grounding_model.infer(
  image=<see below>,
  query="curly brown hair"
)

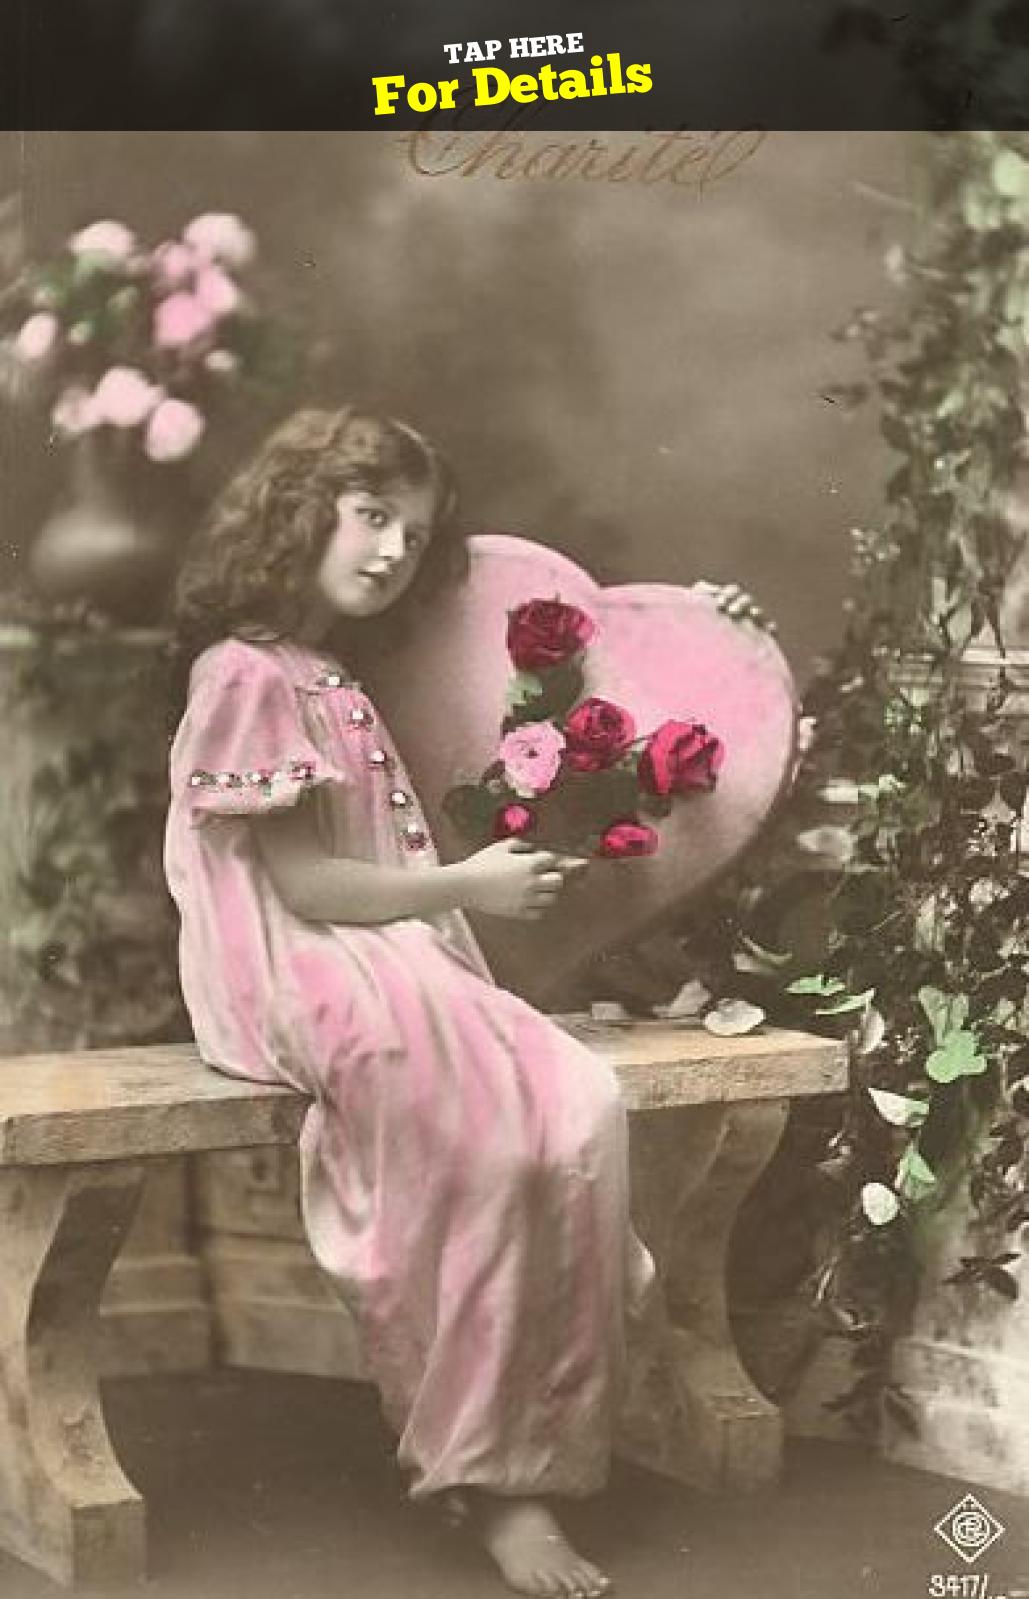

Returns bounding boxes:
[174,405,464,654]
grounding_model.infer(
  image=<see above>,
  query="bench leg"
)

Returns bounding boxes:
[0,1162,147,1588]
[620,1100,788,1492]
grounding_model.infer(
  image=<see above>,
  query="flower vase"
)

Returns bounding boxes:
[29,439,175,622]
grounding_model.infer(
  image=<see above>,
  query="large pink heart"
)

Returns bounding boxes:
[363,535,798,1006]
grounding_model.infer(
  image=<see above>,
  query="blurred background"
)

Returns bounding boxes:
[1,129,923,679]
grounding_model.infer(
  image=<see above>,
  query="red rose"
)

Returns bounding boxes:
[563,698,636,772]
[638,719,725,797]
[597,817,660,858]
[493,802,537,840]
[506,599,596,673]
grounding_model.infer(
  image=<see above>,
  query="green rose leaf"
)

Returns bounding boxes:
[72,251,120,288]
[535,659,585,721]
[505,671,544,711]
[107,286,140,319]
[442,782,497,841]
[637,790,673,820]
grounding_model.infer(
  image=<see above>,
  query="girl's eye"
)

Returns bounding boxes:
[360,505,388,530]
[404,531,425,553]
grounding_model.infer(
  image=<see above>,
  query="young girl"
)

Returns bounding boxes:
[165,406,659,1599]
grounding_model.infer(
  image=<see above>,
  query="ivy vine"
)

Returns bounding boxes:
[698,131,1029,1434]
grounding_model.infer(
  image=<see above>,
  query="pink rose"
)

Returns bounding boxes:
[145,398,205,462]
[638,719,725,797]
[597,818,660,859]
[152,240,197,292]
[194,264,241,320]
[13,312,59,364]
[563,697,636,772]
[493,802,537,840]
[153,292,215,349]
[91,366,161,428]
[51,385,98,437]
[506,598,596,673]
[183,213,256,269]
[68,220,136,263]
[499,721,566,797]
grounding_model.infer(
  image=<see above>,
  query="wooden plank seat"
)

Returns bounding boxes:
[0,1024,847,1589]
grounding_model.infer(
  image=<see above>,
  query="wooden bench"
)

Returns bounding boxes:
[0,1024,847,1589]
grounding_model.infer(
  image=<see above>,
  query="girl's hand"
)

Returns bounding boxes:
[694,580,776,633]
[461,839,588,920]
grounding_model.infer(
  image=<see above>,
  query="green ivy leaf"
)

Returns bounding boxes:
[925,1029,988,1084]
[918,985,969,1044]
[861,1182,900,1226]
[787,974,846,997]
[815,987,876,1016]
[733,935,793,976]
[983,1266,1019,1301]
[895,1144,937,1201]
[868,1088,929,1128]
[992,147,1028,199]
[998,771,1028,815]
[882,1384,920,1436]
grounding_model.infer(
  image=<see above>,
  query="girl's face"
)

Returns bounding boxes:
[306,479,436,631]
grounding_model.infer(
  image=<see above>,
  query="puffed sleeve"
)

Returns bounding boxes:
[172,641,351,823]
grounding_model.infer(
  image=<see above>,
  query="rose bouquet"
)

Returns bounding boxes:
[444,598,725,858]
[2,212,263,464]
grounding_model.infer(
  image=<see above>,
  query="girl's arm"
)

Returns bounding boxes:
[252,800,580,925]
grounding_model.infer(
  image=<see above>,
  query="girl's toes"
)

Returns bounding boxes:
[574,1560,611,1596]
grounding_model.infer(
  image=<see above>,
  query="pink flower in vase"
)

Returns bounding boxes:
[183,213,256,269]
[154,292,216,350]
[152,240,198,292]
[92,366,162,428]
[499,721,566,798]
[51,385,98,437]
[68,219,137,264]
[13,312,59,364]
[145,398,205,462]
[194,264,241,321]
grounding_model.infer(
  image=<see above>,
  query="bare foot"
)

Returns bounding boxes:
[471,1494,611,1598]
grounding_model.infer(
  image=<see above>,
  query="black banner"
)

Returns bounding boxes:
[2,0,1027,130]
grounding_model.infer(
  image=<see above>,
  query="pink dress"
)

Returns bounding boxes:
[164,637,656,1499]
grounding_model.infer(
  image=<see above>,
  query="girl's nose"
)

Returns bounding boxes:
[377,521,406,563]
